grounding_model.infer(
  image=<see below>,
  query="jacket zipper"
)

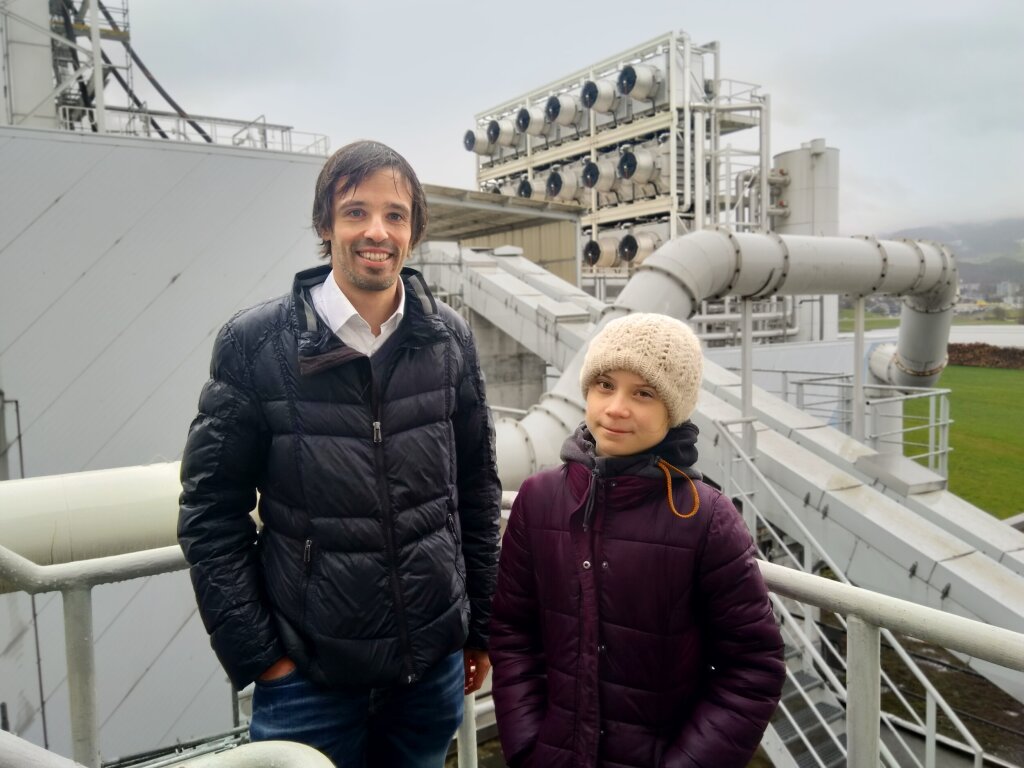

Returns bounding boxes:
[301,538,313,625]
[370,373,414,682]
[582,468,599,530]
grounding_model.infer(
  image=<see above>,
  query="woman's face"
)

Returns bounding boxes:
[585,369,670,457]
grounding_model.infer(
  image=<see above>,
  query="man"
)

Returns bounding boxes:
[178,140,501,767]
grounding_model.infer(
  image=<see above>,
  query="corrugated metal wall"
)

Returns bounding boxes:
[0,126,326,759]
[462,220,579,285]
[0,125,579,761]
[0,126,326,479]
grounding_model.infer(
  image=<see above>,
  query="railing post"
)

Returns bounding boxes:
[456,692,478,768]
[63,587,99,767]
[852,296,865,442]
[847,614,880,768]
[925,691,936,768]
[943,394,951,479]
[802,545,819,675]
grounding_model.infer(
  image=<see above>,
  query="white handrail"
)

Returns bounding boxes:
[2,523,1022,767]
[169,741,334,767]
[760,560,1024,672]
[715,419,988,764]
[0,732,332,768]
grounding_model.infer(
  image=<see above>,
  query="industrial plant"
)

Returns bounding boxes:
[1,4,1022,768]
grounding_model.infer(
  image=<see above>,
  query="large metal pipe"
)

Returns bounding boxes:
[1,231,957,534]
[0,463,183,564]
[494,229,957,487]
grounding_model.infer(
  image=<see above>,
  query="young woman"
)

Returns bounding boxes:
[490,313,785,768]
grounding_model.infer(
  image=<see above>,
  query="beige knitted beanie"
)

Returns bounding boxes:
[579,313,703,427]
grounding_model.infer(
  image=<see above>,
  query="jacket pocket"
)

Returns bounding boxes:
[446,513,467,595]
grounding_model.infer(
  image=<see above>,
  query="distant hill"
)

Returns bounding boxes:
[884,217,1024,284]
[957,256,1024,285]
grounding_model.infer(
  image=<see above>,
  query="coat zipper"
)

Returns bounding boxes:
[582,467,599,530]
[370,373,414,682]
[301,538,313,625]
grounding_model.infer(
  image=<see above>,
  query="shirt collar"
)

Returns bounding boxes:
[317,270,405,336]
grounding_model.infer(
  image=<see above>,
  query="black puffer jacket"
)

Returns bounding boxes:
[179,265,501,690]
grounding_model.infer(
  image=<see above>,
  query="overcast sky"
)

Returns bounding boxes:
[123,0,1023,236]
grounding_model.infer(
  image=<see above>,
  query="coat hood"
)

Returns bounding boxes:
[560,421,702,481]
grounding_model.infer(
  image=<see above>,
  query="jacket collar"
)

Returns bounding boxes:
[560,422,702,481]
[292,265,441,376]
[562,422,703,528]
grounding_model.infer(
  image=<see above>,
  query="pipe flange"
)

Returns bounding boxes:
[900,238,929,294]
[530,404,577,438]
[905,240,960,314]
[712,226,742,297]
[933,241,961,312]
[749,230,790,298]
[636,261,701,316]
[930,239,953,283]
[893,354,948,379]
[512,417,537,468]
[856,235,889,294]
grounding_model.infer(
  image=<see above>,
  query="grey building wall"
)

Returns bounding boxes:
[0,126,325,759]
[0,124,556,760]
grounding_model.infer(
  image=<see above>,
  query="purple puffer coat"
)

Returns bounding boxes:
[490,424,785,768]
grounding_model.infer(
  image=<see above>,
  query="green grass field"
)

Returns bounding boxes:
[905,366,1024,519]
[838,309,900,332]
[839,308,1024,332]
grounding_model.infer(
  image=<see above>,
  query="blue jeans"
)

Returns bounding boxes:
[249,651,464,768]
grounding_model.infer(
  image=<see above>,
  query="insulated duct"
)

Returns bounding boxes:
[516,178,545,200]
[496,229,958,487]
[545,94,582,127]
[0,463,182,566]
[1,231,956,543]
[486,118,519,147]
[580,78,620,114]
[546,166,583,202]
[516,106,552,137]
[617,63,662,101]
[582,158,620,193]
[617,147,660,184]
[463,128,495,155]
[582,234,624,268]
[618,231,663,265]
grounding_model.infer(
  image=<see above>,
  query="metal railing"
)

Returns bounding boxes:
[713,418,995,768]
[2,494,1022,768]
[740,368,953,477]
[56,105,330,156]
[0,731,332,768]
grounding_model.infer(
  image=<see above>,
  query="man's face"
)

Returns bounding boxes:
[321,168,414,297]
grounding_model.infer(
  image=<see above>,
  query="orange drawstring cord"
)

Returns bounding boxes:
[657,459,700,519]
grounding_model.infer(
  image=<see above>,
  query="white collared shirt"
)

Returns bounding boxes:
[310,270,405,356]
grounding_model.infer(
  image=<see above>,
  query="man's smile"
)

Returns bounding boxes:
[357,251,394,263]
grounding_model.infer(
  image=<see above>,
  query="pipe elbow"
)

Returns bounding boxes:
[620,229,740,317]
[869,341,947,389]
[902,241,960,314]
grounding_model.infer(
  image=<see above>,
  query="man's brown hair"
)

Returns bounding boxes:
[312,140,428,258]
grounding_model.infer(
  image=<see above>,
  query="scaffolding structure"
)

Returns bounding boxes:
[0,0,328,154]
[464,33,780,287]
